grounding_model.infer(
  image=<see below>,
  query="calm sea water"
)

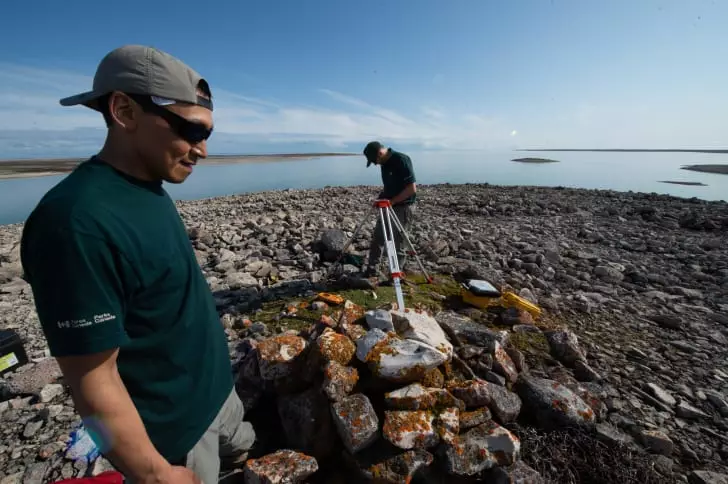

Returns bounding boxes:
[1,150,726,226]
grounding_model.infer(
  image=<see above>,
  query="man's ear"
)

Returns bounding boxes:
[108,92,138,131]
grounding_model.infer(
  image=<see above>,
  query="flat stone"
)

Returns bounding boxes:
[448,379,522,423]
[22,463,49,484]
[676,401,709,420]
[704,390,728,417]
[645,383,677,407]
[392,310,454,359]
[384,383,462,411]
[382,410,439,449]
[514,375,596,429]
[243,450,318,484]
[442,421,521,476]
[365,336,449,383]
[256,335,307,381]
[0,472,24,484]
[321,361,358,401]
[574,360,602,382]
[639,429,674,456]
[492,341,519,383]
[331,394,379,453]
[435,311,509,347]
[595,423,634,446]
[39,383,65,403]
[316,328,356,366]
[459,407,492,430]
[688,470,728,484]
[365,309,395,332]
[4,358,62,398]
[544,330,586,365]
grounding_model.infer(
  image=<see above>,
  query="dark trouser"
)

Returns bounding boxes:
[367,203,415,271]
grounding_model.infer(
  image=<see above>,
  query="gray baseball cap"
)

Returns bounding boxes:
[59,44,213,111]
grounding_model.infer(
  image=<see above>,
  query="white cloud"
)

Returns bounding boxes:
[0,63,515,157]
[2,61,726,159]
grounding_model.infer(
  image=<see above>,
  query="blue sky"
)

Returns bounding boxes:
[0,0,726,159]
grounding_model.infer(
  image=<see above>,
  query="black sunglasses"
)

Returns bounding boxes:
[126,94,213,145]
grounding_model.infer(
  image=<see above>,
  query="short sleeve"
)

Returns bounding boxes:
[400,155,416,184]
[21,224,132,357]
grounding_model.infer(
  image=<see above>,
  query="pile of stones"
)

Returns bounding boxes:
[235,298,602,483]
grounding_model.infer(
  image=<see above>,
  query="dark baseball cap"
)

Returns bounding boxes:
[363,141,384,167]
[59,45,213,112]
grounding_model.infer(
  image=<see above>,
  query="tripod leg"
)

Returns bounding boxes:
[388,206,433,284]
[380,207,406,311]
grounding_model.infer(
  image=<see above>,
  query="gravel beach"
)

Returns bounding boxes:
[1,183,727,483]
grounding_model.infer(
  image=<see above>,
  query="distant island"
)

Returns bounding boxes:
[511,157,560,163]
[0,153,358,180]
[659,180,708,186]
[518,148,728,154]
[680,164,728,175]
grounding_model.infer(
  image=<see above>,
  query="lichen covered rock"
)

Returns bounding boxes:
[442,421,521,476]
[256,335,307,381]
[331,393,380,453]
[382,410,439,450]
[321,361,359,401]
[243,450,318,484]
[316,328,356,366]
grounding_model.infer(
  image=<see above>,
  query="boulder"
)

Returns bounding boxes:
[331,394,380,453]
[383,410,439,450]
[514,375,596,429]
[442,421,521,476]
[392,310,454,359]
[243,450,318,484]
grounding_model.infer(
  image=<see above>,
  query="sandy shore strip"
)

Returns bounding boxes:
[681,164,728,175]
[0,153,358,180]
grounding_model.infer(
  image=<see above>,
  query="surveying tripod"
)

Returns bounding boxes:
[330,199,432,312]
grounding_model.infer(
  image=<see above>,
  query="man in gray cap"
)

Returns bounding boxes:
[362,141,418,277]
[20,45,254,484]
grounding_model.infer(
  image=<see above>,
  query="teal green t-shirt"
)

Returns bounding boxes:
[20,157,233,463]
[380,149,417,204]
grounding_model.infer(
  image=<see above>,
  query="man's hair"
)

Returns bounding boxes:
[97,93,114,128]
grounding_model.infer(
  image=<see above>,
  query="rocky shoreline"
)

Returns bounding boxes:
[1,183,727,483]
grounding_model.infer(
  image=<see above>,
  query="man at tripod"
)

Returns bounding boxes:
[362,141,417,277]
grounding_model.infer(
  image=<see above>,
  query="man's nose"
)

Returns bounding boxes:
[193,140,208,159]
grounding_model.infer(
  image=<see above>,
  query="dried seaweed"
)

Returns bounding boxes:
[509,424,674,484]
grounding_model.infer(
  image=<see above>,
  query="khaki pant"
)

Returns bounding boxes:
[367,203,415,271]
[126,388,255,484]
[183,388,255,483]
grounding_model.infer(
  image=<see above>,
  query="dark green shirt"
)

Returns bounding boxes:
[20,157,232,463]
[380,149,417,204]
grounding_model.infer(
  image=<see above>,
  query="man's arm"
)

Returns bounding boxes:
[58,350,188,483]
[389,182,417,205]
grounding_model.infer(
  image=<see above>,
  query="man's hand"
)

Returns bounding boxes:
[151,466,202,484]
[57,349,179,484]
[389,182,416,206]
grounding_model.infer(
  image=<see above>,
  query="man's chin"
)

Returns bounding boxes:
[164,171,192,184]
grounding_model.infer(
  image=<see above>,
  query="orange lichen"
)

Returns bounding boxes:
[422,368,445,388]
[317,329,356,365]
[257,334,306,362]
